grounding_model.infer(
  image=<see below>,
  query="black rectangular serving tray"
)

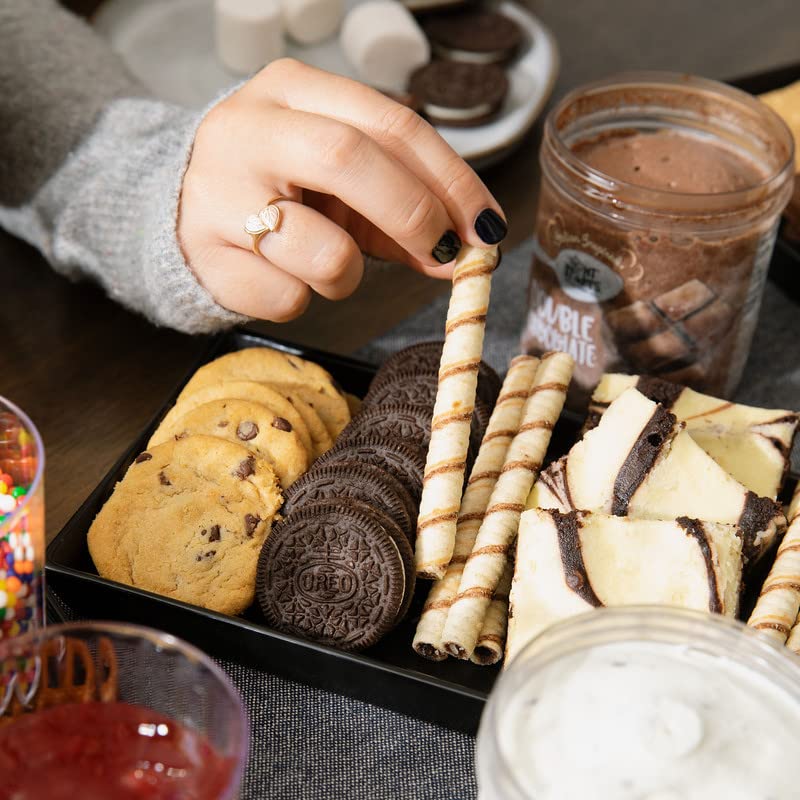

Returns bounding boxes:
[50,330,565,735]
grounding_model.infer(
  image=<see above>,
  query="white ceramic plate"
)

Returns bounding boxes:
[93,0,558,166]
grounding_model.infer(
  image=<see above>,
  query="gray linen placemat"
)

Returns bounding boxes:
[48,236,799,800]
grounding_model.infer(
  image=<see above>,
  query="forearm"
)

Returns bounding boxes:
[0,0,246,333]
[0,0,143,206]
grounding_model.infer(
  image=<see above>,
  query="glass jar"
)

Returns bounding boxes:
[0,396,44,715]
[475,607,800,799]
[521,72,794,406]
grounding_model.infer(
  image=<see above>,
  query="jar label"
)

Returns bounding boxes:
[533,239,624,303]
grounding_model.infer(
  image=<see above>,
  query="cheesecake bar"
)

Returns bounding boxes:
[585,373,798,499]
[530,387,786,564]
[506,508,743,663]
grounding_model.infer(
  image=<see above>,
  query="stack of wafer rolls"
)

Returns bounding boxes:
[412,355,540,660]
[471,561,513,665]
[415,245,498,580]
[441,352,574,660]
[748,482,800,644]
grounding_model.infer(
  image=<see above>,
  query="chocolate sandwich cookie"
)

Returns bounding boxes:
[364,371,439,408]
[409,61,509,128]
[421,9,524,64]
[338,498,416,624]
[315,436,426,502]
[340,403,433,451]
[256,501,407,651]
[282,462,416,543]
[373,340,502,408]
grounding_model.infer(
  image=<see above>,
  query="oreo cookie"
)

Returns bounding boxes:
[373,341,502,408]
[282,462,416,544]
[364,371,439,408]
[256,501,408,651]
[340,404,433,451]
[409,61,509,128]
[316,436,426,502]
[421,9,524,64]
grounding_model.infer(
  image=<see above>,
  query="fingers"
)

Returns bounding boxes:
[194,243,312,322]
[254,59,507,248]
[302,191,455,279]
[252,106,464,267]
[250,199,365,301]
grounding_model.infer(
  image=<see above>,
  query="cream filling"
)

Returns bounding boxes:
[424,101,494,121]
[498,642,800,799]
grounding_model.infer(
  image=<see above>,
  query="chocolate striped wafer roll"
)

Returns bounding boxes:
[412,355,540,660]
[442,352,574,659]
[748,483,800,644]
[470,561,512,666]
[415,245,498,580]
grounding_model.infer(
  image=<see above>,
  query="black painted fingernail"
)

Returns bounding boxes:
[474,208,507,244]
[432,230,462,264]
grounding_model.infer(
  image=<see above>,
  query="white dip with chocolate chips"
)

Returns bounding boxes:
[498,642,800,799]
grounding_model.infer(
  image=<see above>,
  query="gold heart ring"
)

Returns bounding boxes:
[244,197,287,256]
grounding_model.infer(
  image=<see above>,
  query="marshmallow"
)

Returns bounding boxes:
[340,0,430,92]
[215,0,284,76]
[282,0,344,45]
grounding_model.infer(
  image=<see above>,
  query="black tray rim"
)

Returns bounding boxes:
[45,327,495,731]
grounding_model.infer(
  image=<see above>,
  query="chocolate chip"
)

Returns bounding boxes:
[271,417,292,432]
[158,471,171,486]
[217,420,229,428]
[234,456,255,480]
[244,514,261,536]
[208,524,221,542]
[174,432,188,441]
[134,452,152,464]
[200,528,207,537]
[206,550,216,558]
[237,421,258,441]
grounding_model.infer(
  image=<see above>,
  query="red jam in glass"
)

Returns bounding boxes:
[0,701,236,799]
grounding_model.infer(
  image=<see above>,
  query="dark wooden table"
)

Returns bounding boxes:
[5,1,800,540]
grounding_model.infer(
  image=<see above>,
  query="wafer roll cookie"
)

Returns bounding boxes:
[747,511,800,643]
[415,245,497,580]
[412,356,539,660]
[442,352,574,659]
[470,561,512,665]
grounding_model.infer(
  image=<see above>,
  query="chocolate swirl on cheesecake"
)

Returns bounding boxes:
[677,516,722,613]
[552,510,603,607]
[738,492,784,564]
[612,405,677,516]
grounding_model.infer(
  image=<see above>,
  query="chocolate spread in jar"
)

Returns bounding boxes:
[523,75,794,406]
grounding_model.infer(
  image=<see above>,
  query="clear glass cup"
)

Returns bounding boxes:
[476,607,800,799]
[0,621,248,799]
[0,396,44,714]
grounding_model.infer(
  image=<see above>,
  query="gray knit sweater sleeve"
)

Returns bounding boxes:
[0,0,247,333]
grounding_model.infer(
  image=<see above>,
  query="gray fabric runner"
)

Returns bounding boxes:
[50,236,799,800]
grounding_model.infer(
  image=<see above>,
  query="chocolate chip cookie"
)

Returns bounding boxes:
[88,435,282,615]
[149,398,309,488]
[180,348,351,440]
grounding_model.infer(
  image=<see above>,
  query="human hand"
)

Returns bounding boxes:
[177,58,507,322]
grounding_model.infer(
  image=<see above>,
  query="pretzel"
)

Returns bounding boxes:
[0,635,119,724]
[412,355,539,660]
[442,352,574,659]
[415,245,498,580]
